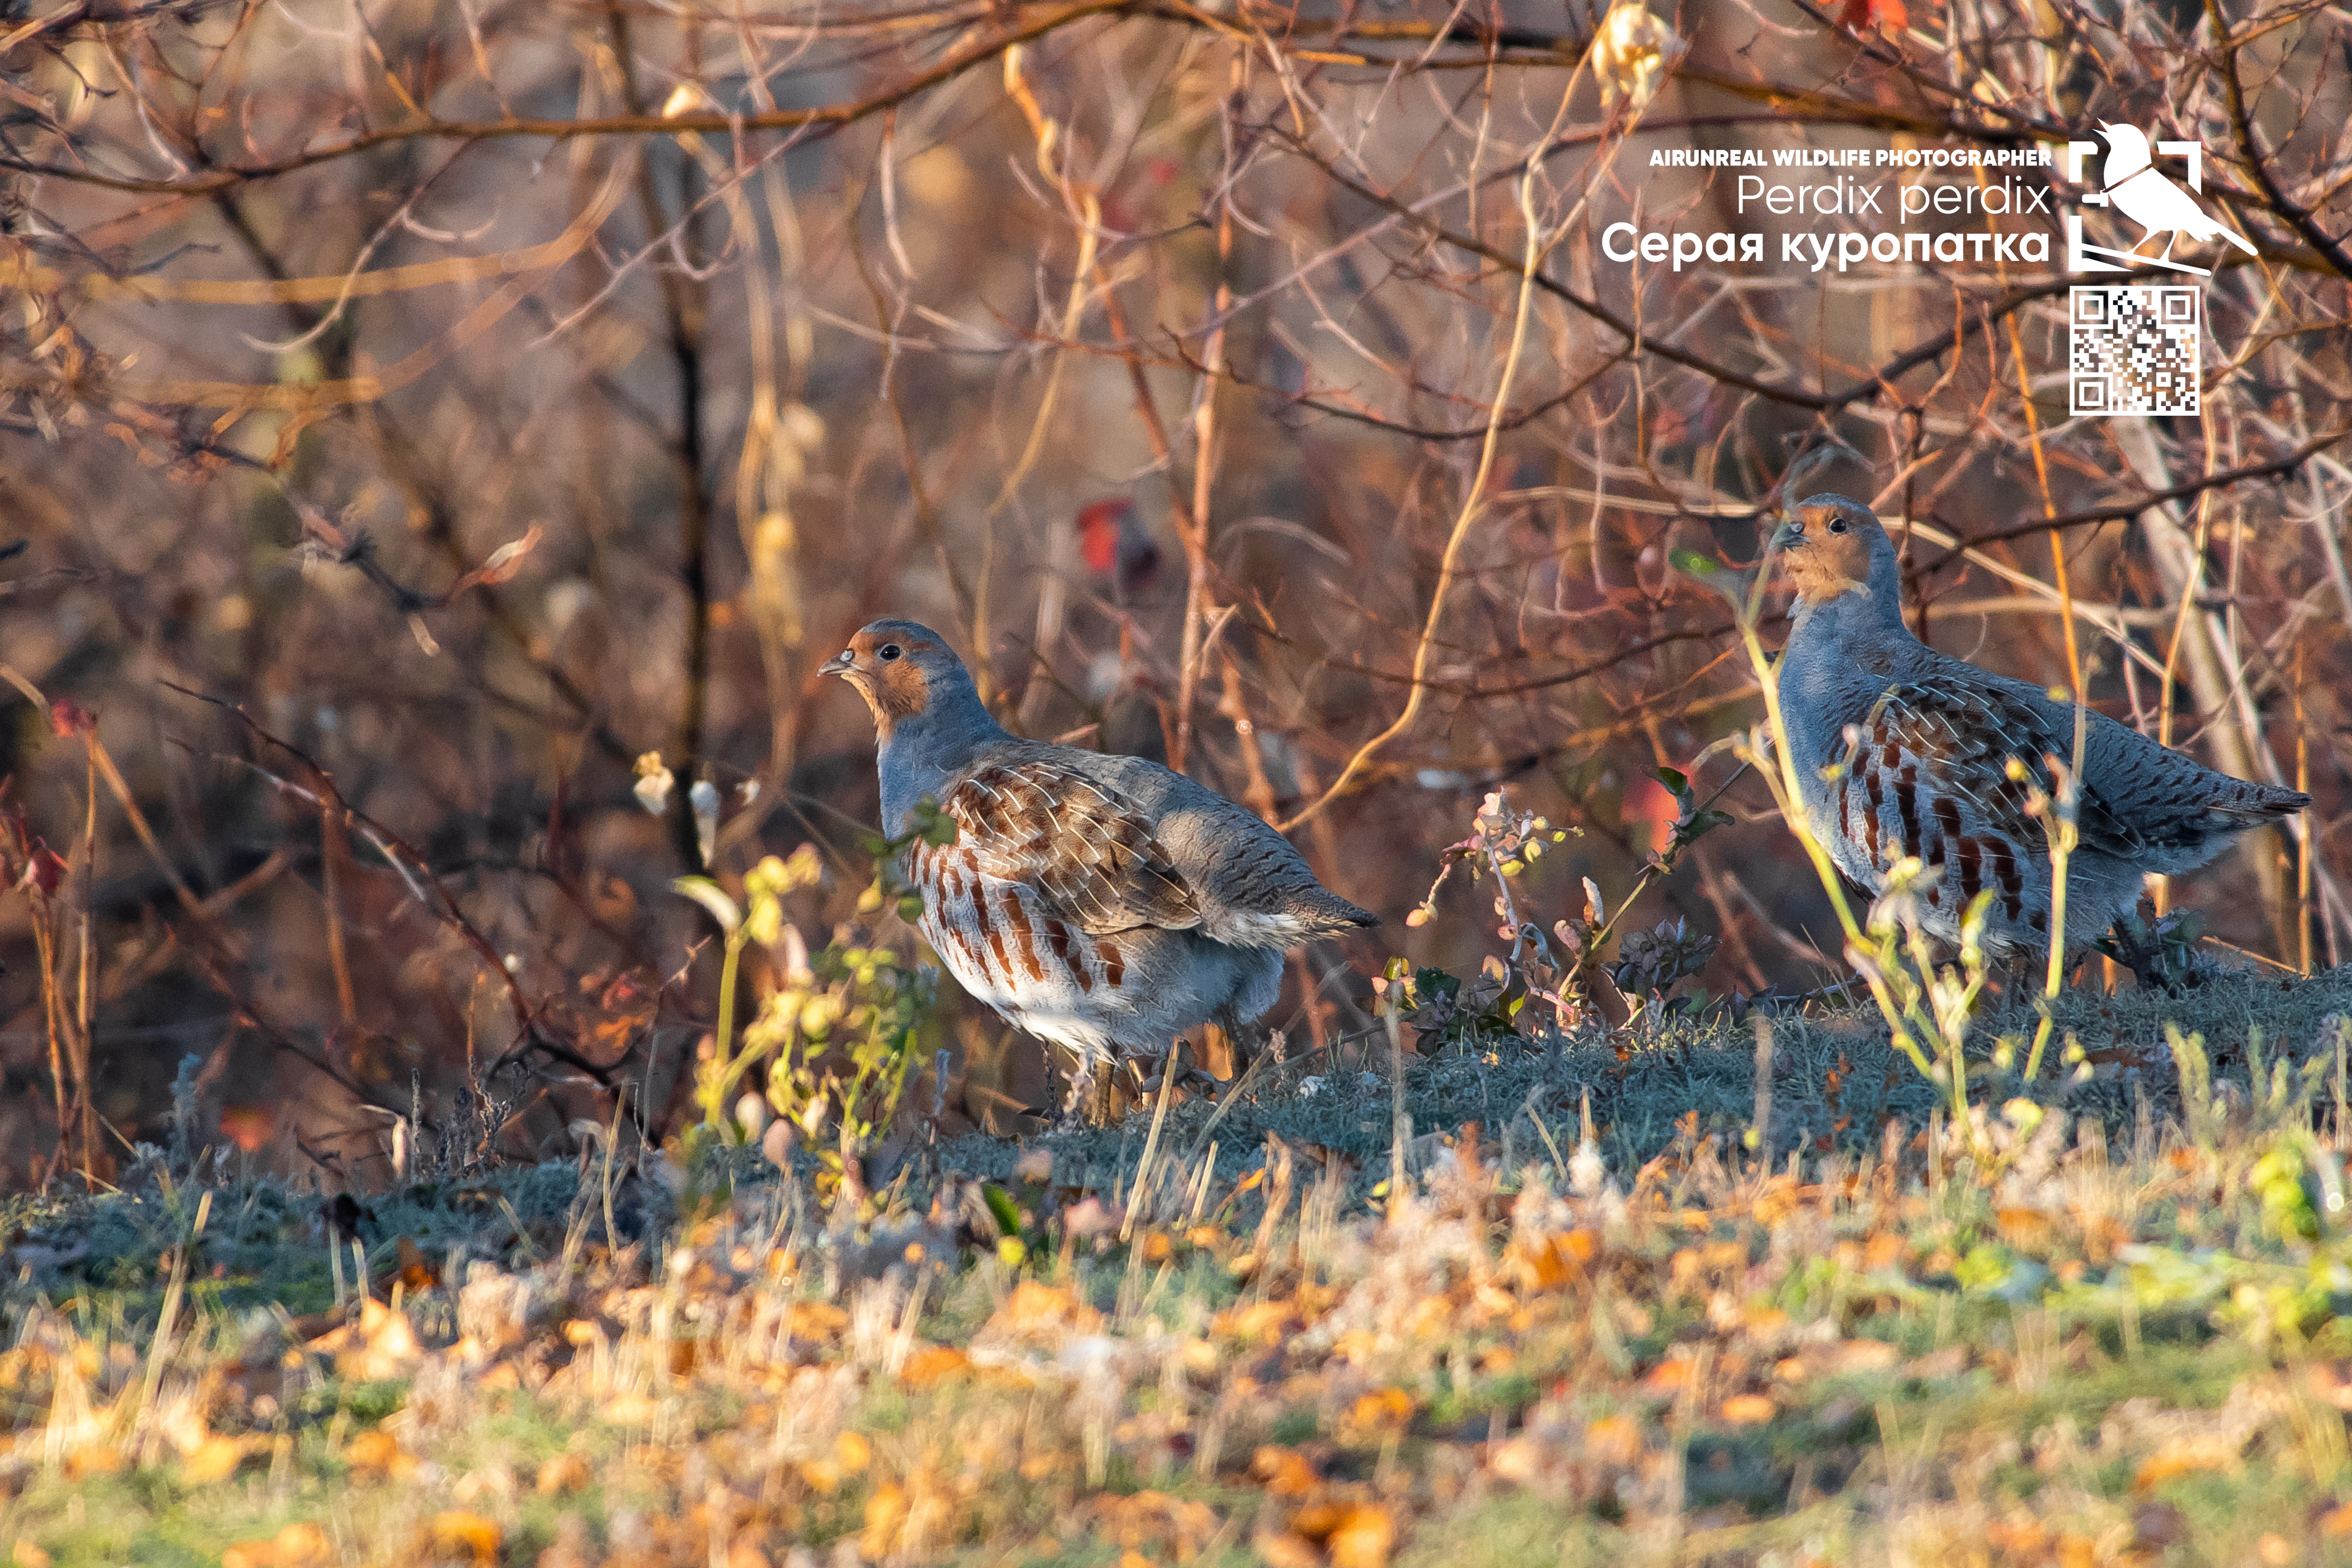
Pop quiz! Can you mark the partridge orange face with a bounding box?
[819,619,954,728]
[1777,495,1885,604]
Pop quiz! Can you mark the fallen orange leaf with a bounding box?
[1253,1532,1319,1568]
[430,1511,500,1564]
[537,1452,592,1494]
[395,1236,438,1293]
[1984,1520,2047,1554]
[900,1344,971,1390]
[599,1392,661,1424]
[344,1428,404,1475]
[1213,1301,1294,1343]
[1719,1393,1776,1425]
[1289,1502,1350,1541]
[862,1482,910,1560]
[1252,1445,1320,1496]
[1329,1504,1396,1568]
[272,1523,328,1565]
[180,1434,249,1485]
[2133,1435,2241,1491]
[218,1104,275,1152]
[1640,1357,1695,1393]
[1585,1414,1644,1466]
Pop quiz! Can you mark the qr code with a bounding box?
[2070,286,2199,416]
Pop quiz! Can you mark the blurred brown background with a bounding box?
[0,0,2344,1186]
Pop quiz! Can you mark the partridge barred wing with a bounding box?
[940,762,1203,935]
[1858,676,2155,861]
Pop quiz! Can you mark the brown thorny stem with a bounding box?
[1278,51,1606,833]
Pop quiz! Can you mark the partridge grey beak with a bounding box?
[818,651,854,677]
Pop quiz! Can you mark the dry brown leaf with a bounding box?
[1212,1300,1295,1343]
[1252,1445,1320,1497]
[862,1482,911,1560]
[272,1523,328,1565]
[789,1301,851,1340]
[394,1236,439,1293]
[345,1428,406,1475]
[65,1444,124,1480]
[430,1511,500,1564]
[1289,1502,1350,1542]
[1826,1340,1901,1374]
[1349,1387,1415,1429]
[536,1452,592,1495]
[599,1392,661,1425]
[1640,1357,1695,1393]
[1252,1531,1321,1568]
[990,1279,1104,1337]
[1328,1504,1396,1568]
[338,1300,421,1382]
[180,1434,249,1485]
[900,1344,971,1390]
[1984,1519,2047,1555]
[1585,1414,1644,1465]
[2134,1434,2242,1491]
[1996,1207,2058,1248]
[1489,1438,1543,1483]
[221,1522,328,1568]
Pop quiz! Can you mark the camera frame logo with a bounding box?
[2062,126,2248,418]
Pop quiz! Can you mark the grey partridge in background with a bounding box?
[822,619,1374,1113]
[1773,494,2309,959]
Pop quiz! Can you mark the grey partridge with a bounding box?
[822,619,1373,1109]
[1774,494,2309,959]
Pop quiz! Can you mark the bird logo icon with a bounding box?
[2067,126,2256,276]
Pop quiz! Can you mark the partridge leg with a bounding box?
[1056,1053,1093,1134]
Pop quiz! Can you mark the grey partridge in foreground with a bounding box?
[822,620,1374,1113]
[1774,494,2309,959]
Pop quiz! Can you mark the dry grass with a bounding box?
[2,968,2351,1566]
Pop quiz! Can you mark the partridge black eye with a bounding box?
[879,644,903,661]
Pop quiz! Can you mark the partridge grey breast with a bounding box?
[821,620,1375,1073]
[1773,495,2308,958]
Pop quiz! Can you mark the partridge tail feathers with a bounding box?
[2205,781,2311,825]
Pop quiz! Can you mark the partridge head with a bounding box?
[1771,494,2308,961]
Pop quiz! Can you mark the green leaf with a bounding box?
[1667,548,1720,576]
[980,1182,1023,1238]
[1651,765,1690,798]
[672,875,743,934]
